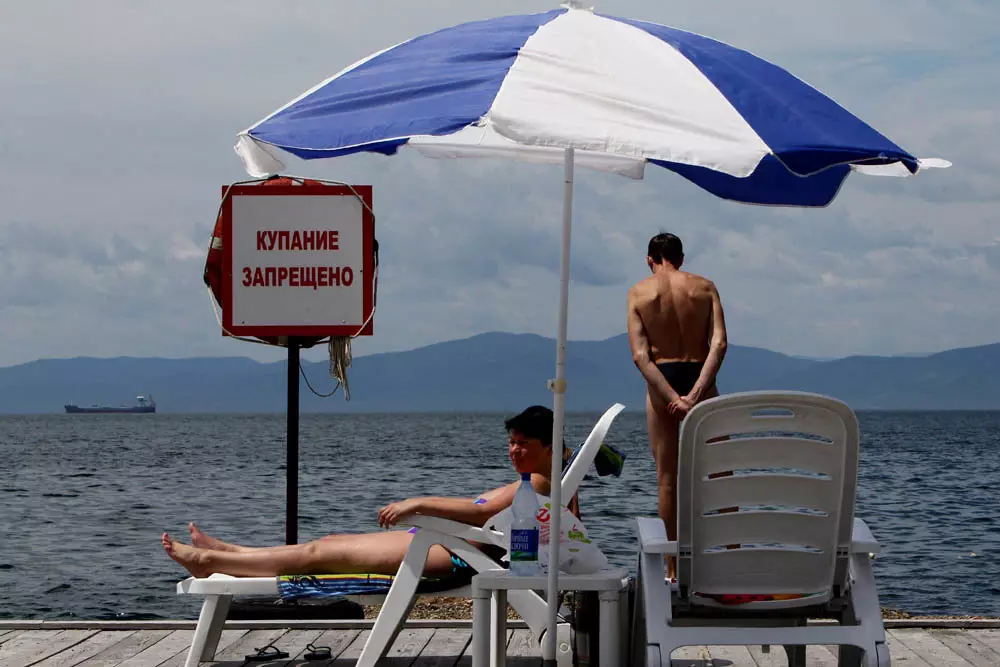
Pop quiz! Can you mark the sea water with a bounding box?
[0,410,998,619]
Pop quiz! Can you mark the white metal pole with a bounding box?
[543,146,574,665]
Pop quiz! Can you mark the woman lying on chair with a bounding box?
[162,405,577,579]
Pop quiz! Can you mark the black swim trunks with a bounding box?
[656,361,705,397]
[446,542,508,576]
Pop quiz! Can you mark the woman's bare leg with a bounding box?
[188,523,248,552]
[188,522,345,553]
[163,530,458,578]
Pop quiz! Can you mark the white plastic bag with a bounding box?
[537,499,608,574]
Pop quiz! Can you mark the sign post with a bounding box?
[286,339,299,545]
[221,182,374,544]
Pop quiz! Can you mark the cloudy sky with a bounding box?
[0,1,996,369]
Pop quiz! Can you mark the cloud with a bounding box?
[0,0,997,368]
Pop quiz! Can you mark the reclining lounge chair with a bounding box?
[631,391,889,667]
[177,402,625,667]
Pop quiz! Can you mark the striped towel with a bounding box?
[277,572,472,601]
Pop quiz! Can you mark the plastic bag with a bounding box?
[537,499,608,574]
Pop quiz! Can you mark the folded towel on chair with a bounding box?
[694,591,825,605]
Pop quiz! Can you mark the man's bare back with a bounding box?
[627,233,727,576]
[631,271,715,364]
[628,262,726,414]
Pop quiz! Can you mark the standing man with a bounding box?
[627,233,727,577]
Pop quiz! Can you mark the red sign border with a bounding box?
[221,184,375,337]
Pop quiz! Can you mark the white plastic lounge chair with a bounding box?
[176,402,625,667]
[631,391,888,667]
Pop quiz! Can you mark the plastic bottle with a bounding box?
[508,472,541,575]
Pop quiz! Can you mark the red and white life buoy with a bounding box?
[203,176,330,348]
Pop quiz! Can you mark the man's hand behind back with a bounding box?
[668,396,694,418]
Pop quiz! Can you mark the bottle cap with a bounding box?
[521,472,531,481]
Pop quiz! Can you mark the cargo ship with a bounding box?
[64,395,156,414]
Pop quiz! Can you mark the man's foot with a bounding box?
[188,522,239,552]
[162,533,212,578]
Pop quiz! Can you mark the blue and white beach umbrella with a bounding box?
[234,5,946,661]
[236,5,947,205]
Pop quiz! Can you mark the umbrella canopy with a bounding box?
[237,6,946,206]
[231,6,947,662]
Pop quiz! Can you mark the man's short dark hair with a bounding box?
[648,233,684,267]
[504,405,553,446]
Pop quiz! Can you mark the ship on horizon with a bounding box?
[64,395,156,414]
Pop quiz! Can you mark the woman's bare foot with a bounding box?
[188,522,240,552]
[162,532,213,578]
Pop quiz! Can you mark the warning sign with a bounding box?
[222,184,374,337]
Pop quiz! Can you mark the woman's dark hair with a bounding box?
[647,232,684,267]
[504,405,554,446]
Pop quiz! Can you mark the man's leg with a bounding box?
[646,390,680,579]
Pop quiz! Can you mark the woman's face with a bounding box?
[508,429,550,474]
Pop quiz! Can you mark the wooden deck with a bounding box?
[1,622,999,666]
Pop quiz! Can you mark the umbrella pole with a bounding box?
[286,338,299,545]
[544,147,574,666]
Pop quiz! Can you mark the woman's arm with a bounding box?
[378,482,520,528]
[377,474,580,528]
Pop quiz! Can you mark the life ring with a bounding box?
[204,176,329,348]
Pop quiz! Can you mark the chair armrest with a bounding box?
[401,515,504,547]
[635,517,678,555]
[177,573,279,596]
[850,517,881,555]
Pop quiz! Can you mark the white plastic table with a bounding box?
[471,567,630,667]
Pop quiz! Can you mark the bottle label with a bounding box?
[509,528,539,561]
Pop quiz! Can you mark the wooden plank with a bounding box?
[383,628,435,667]
[205,628,287,664]
[884,630,933,666]
[747,644,787,666]
[284,628,359,666]
[891,629,975,666]
[706,644,761,667]
[153,629,247,667]
[747,644,838,667]
[671,645,710,666]
[411,628,471,667]
[804,645,839,667]
[31,630,135,667]
[746,643,836,665]
[932,629,1000,667]
[0,631,22,646]
[0,630,53,665]
[265,628,326,664]
[116,630,198,667]
[0,629,99,667]
[75,629,172,667]
[454,630,510,667]
[329,629,370,666]
[965,630,1000,656]
[506,629,540,667]
[506,629,538,656]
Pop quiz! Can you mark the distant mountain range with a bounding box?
[2,333,999,413]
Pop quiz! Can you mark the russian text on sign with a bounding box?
[242,266,355,289]
[256,230,340,251]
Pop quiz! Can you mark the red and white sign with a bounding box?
[222,184,374,337]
